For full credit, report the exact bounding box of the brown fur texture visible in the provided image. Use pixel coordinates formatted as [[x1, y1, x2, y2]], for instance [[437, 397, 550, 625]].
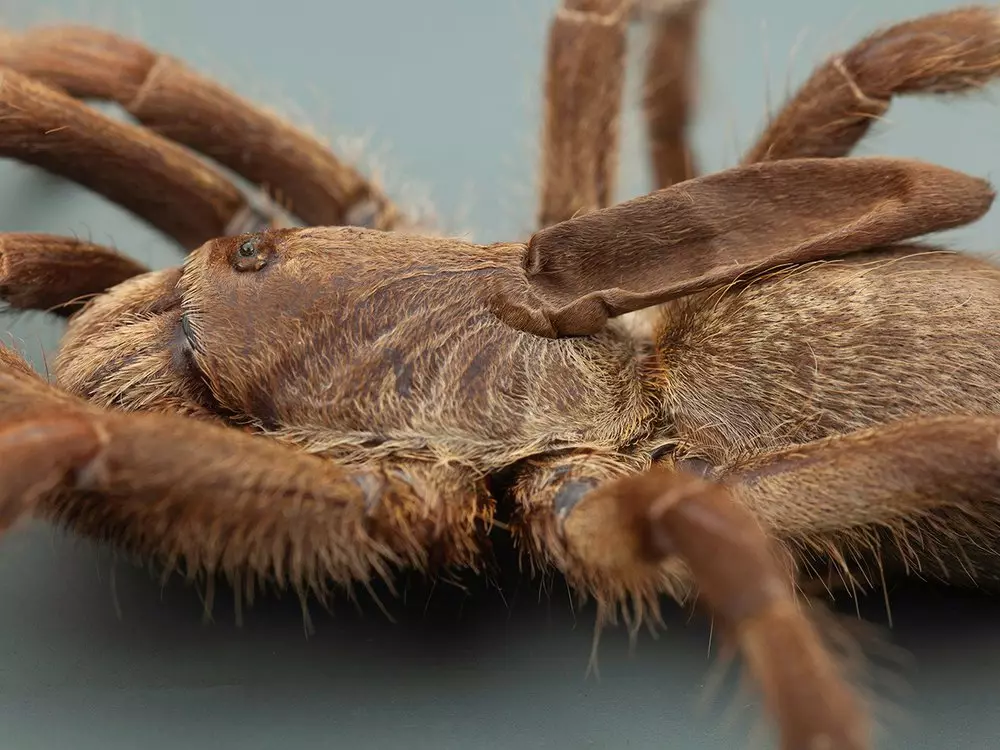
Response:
[[0, 352, 488, 595], [538, 0, 630, 226], [0, 233, 148, 315], [0, 26, 402, 231], [660, 247, 1000, 464], [639, 0, 703, 187], [743, 5, 1000, 162], [513, 158, 993, 336], [4, 5, 1000, 749]]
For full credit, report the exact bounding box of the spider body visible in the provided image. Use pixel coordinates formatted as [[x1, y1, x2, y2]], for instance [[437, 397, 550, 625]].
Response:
[[4, 4, 1000, 749], [57, 230, 1000, 479], [58, 228, 655, 466]]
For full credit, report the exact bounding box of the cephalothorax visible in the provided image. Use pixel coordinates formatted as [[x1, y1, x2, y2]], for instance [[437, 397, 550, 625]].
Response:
[[3, 4, 1000, 749]]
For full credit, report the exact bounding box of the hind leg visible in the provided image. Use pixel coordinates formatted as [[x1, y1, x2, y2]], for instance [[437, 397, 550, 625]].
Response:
[[637, 0, 705, 188], [721, 415, 1000, 591]]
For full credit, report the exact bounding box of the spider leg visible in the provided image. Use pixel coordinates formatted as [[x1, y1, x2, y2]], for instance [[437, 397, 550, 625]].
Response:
[[742, 6, 1000, 163], [636, 0, 704, 188], [0, 26, 404, 231], [0, 345, 84, 531], [0, 67, 271, 249], [0, 345, 490, 599], [537, 0, 630, 228], [722, 415, 1000, 585], [0, 233, 148, 316], [0, 415, 98, 534], [512, 451, 649, 603], [512, 451, 867, 750]]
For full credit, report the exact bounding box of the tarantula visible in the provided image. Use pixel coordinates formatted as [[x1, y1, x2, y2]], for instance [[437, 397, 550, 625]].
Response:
[[2, 2, 1000, 748]]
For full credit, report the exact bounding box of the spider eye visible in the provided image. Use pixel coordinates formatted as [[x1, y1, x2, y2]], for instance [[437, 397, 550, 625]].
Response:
[[231, 235, 269, 272]]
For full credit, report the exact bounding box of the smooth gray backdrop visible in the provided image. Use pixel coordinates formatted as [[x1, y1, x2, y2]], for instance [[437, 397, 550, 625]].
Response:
[[1, 1, 999, 748]]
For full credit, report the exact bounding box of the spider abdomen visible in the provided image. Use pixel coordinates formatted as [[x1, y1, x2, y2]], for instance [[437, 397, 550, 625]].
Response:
[[656, 246, 1000, 466]]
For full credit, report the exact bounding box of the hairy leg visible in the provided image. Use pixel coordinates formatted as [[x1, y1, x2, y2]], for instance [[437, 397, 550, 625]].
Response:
[[512, 450, 867, 750], [0, 345, 490, 598], [512, 451, 653, 609], [0, 68, 276, 248], [537, 0, 631, 228], [743, 6, 1000, 163], [637, 0, 704, 187], [721, 415, 1000, 586], [0, 26, 404, 231], [0, 233, 148, 315]]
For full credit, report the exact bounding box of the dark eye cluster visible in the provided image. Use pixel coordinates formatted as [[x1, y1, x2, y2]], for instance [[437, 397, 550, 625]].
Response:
[[232, 235, 269, 273], [238, 238, 257, 258]]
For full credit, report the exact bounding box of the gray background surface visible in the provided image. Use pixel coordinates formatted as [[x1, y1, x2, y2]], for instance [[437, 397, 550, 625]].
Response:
[[1, 1, 999, 748]]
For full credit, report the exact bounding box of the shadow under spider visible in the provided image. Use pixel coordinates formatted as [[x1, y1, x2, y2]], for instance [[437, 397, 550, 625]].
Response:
[[72, 519, 1000, 666], [3, 521, 1000, 750]]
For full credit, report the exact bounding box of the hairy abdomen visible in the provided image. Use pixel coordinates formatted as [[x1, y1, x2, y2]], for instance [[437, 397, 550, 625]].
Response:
[[657, 247, 1000, 465]]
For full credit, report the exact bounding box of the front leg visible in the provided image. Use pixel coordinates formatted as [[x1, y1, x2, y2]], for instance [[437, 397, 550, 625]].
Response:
[[0, 26, 403, 230], [0, 233, 148, 316], [0, 345, 490, 597]]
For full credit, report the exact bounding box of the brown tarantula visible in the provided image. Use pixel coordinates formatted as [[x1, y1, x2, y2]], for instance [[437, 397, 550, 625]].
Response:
[[3, 2, 1000, 748]]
